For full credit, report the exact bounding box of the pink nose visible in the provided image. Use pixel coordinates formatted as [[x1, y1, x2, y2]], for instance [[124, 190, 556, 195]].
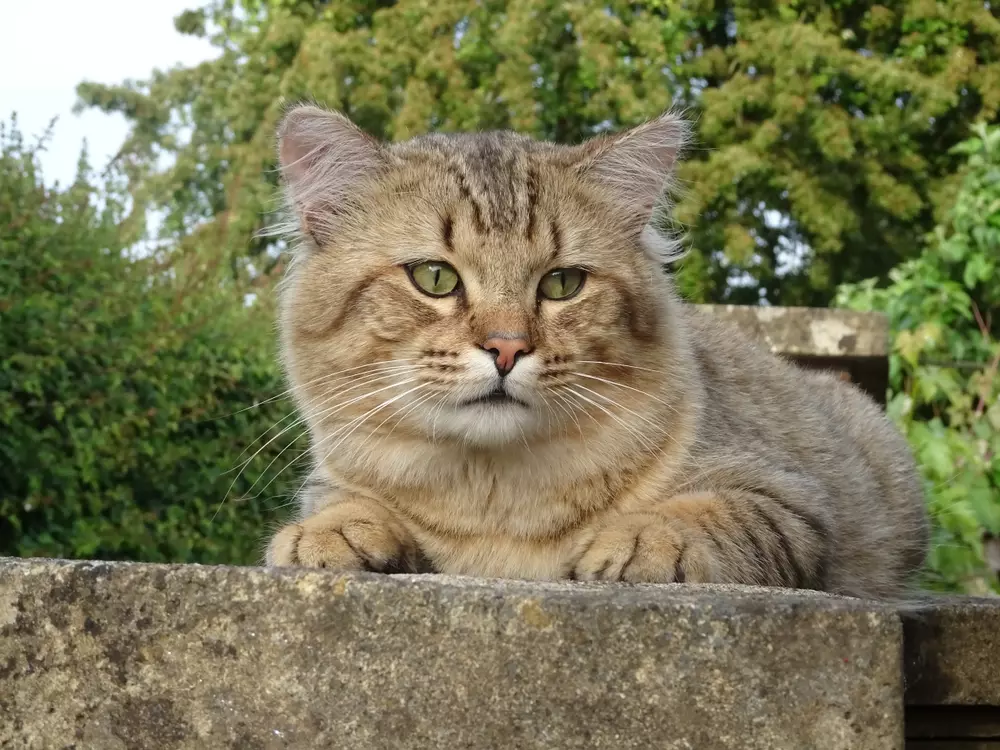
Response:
[[482, 335, 532, 376]]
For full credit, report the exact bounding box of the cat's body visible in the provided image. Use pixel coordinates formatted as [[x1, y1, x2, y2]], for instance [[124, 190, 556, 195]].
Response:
[[266, 106, 928, 599]]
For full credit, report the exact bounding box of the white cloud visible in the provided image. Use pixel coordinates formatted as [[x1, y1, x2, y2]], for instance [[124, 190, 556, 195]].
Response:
[[0, 0, 214, 186]]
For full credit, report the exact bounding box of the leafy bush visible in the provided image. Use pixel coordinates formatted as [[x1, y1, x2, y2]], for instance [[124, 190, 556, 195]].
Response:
[[0, 119, 300, 564], [838, 123, 1000, 596]]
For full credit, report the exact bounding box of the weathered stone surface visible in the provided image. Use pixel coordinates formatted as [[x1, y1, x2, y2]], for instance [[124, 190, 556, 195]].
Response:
[[698, 304, 888, 358], [901, 596, 1000, 706], [0, 558, 903, 750], [698, 304, 890, 402]]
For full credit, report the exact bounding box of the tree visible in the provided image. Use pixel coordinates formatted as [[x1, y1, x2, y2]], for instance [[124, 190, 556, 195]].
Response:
[[838, 122, 1000, 595], [0, 118, 300, 564], [78, 0, 1000, 305]]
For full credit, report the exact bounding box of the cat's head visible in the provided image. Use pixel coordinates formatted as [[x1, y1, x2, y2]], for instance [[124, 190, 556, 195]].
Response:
[[275, 105, 688, 448]]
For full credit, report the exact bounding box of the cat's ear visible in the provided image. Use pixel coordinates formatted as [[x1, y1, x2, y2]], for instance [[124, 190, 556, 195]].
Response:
[[277, 105, 384, 247], [572, 113, 688, 261]]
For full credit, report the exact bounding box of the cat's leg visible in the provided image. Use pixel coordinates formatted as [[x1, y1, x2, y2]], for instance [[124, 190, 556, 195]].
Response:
[[267, 496, 422, 573], [571, 490, 829, 589]]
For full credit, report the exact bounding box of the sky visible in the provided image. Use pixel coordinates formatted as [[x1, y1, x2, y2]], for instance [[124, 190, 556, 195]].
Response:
[[0, 0, 215, 186]]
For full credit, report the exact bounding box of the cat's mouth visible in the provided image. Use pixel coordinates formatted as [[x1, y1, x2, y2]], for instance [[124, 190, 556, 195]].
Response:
[[462, 386, 527, 408]]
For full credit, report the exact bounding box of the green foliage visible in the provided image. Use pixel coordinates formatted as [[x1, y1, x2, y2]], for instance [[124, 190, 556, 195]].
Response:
[[77, 0, 1000, 305], [838, 123, 1000, 596], [0, 119, 299, 564]]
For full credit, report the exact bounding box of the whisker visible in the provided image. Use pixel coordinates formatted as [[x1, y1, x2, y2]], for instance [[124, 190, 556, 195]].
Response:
[[568, 382, 671, 438], [536, 393, 560, 441], [224, 368, 418, 481], [552, 391, 596, 440], [429, 391, 451, 442], [219, 376, 418, 515], [577, 360, 666, 374], [253, 377, 420, 489], [357, 389, 437, 452], [549, 390, 585, 438], [517, 420, 531, 452], [383, 391, 438, 441], [556, 388, 601, 430], [211, 359, 419, 422], [570, 371, 680, 416], [560, 386, 660, 453], [283, 383, 431, 497], [229, 363, 419, 465]]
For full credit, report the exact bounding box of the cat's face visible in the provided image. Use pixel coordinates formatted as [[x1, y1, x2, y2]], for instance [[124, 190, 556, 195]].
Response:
[[277, 109, 686, 448]]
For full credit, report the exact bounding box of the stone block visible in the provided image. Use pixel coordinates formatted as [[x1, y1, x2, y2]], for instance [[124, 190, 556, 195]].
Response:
[[0, 558, 904, 750], [902, 595, 1000, 706], [698, 304, 890, 402]]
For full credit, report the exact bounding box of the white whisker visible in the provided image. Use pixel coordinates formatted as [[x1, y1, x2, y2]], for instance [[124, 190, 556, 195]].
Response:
[[356, 389, 437, 453], [218, 359, 418, 422], [549, 390, 585, 438], [561, 386, 659, 453], [229, 362, 419, 465], [568, 382, 669, 437], [577, 360, 666, 374], [429, 392, 450, 443], [292, 383, 432, 491], [557, 388, 601, 430], [224, 367, 418, 485], [226, 376, 418, 507], [253, 383, 430, 500], [570, 371, 680, 416]]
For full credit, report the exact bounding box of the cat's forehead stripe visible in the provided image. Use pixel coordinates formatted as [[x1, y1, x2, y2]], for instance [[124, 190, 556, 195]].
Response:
[[443, 162, 487, 235], [401, 132, 541, 238]]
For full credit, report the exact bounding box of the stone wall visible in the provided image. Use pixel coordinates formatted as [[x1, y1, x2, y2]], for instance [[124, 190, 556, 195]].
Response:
[[699, 304, 890, 403], [1, 559, 997, 749]]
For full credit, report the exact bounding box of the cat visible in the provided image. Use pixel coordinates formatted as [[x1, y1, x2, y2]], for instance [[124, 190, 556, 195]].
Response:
[[264, 104, 928, 599]]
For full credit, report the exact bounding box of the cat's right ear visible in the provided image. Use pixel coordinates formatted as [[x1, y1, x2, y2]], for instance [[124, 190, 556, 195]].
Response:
[[277, 105, 384, 247]]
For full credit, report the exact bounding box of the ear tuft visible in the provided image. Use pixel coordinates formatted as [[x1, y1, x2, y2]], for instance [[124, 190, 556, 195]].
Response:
[[574, 113, 689, 258], [276, 105, 383, 247]]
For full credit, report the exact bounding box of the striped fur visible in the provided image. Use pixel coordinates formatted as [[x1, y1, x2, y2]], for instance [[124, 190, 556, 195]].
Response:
[[265, 105, 928, 599]]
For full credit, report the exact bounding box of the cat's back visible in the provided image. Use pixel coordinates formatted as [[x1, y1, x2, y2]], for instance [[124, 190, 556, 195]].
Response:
[[680, 303, 901, 458], [676, 304, 928, 589]]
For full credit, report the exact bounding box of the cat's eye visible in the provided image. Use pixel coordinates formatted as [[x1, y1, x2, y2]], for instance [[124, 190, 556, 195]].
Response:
[[408, 261, 461, 297], [538, 268, 586, 300]]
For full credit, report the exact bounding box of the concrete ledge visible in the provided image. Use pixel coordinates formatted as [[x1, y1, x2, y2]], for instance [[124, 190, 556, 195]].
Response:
[[698, 305, 888, 359], [0, 558, 904, 750], [901, 597, 1000, 748], [698, 304, 890, 402], [902, 596, 1000, 706]]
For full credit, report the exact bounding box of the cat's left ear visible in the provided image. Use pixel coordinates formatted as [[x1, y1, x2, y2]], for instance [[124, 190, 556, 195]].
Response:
[[572, 113, 689, 260], [277, 104, 385, 248]]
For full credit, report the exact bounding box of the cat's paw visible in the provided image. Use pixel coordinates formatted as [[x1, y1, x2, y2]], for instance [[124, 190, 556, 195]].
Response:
[[572, 511, 719, 583], [266, 500, 419, 573]]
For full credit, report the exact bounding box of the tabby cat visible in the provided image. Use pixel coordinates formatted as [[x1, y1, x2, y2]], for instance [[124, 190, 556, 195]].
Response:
[[264, 104, 928, 599]]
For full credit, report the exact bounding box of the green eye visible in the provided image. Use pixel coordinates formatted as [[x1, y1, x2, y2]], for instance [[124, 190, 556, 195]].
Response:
[[408, 261, 461, 297], [538, 268, 586, 300]]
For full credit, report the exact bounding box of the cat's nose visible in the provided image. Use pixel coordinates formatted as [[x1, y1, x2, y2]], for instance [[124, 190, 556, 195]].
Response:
[[481, 335, 533, 376]]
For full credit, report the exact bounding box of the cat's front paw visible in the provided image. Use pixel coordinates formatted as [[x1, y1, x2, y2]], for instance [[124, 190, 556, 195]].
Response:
[[266, 499, 419, 573], [572, 511, 719, 583]]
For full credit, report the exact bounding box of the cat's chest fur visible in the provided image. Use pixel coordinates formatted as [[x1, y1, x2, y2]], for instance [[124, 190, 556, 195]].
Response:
[[323, 436, 659, 578]]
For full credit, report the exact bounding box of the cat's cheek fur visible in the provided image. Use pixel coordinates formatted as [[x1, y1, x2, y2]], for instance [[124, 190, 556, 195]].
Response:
[[546, 270, 665, 359]]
